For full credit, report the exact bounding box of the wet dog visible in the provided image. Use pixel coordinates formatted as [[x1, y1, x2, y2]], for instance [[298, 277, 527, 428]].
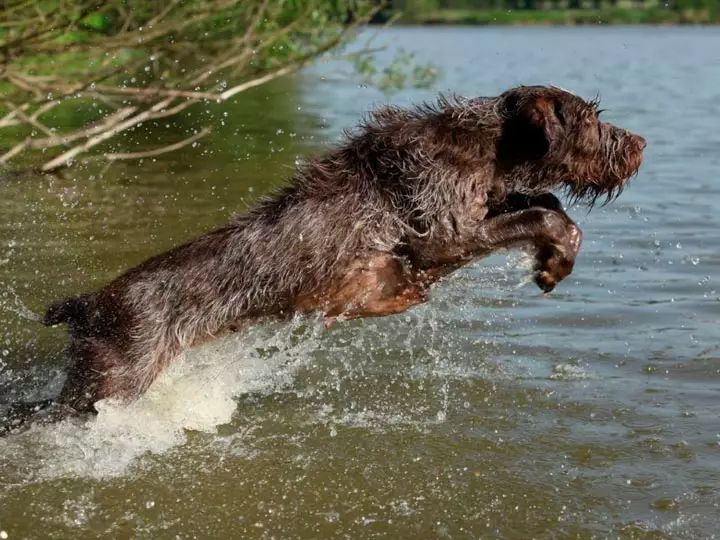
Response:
[[2, 85, 645, 434]]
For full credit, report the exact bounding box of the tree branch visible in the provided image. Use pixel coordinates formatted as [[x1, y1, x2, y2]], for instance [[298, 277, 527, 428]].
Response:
[[83, 127, 211, 163], [5, 101, 54, 136], [40, 97, 175, 171], [1, 0, 435, 172]]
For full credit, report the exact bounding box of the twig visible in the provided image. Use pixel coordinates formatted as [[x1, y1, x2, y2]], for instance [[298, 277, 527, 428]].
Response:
[[0, 102, 31, 128], [6, 102, 54, 136], [1, 1, 107, 53], [218, 62, 300, 101], [240, 0, 272, 46], [0, 138, 30, 164], [51, 84, 221, 101], [188, 49, 253, 87], [41, 97, 175, 171], [83, 127, 211, 162], [26, 106, 138, 149], [146, 0, 184, 29], [6, 73, 44, 98]]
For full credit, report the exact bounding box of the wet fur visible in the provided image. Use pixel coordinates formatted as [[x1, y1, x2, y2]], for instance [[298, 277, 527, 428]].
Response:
[[2, 85, 645, 434]]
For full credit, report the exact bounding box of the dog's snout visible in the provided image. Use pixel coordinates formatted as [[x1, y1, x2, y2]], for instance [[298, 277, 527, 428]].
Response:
[[632, 134, 647, 151]]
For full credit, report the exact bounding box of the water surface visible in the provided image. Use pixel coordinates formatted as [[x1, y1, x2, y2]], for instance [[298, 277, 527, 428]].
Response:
[[1, 26, 719, 539]]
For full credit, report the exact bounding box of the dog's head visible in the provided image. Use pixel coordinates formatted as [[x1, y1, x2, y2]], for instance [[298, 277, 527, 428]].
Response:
[[496, 85, 646, 205]]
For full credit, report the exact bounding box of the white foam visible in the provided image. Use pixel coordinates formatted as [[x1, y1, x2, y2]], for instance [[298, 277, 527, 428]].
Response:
[[1, 319, 322, 481]]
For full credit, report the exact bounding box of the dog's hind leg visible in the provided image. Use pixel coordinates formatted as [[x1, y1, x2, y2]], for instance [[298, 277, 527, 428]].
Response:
[[53, 338, 135, 415]]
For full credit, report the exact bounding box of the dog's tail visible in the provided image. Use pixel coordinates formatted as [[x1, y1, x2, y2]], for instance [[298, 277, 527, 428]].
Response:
[[43, 294, 89, 326]]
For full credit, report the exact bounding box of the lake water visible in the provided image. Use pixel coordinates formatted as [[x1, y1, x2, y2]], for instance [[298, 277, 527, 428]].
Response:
[[1, 26, 719, 539]]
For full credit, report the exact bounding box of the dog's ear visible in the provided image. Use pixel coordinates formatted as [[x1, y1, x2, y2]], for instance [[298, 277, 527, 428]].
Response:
[[498, 92, 564, 163]]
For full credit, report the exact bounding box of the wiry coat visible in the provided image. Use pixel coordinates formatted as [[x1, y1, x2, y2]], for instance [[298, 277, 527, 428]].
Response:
[[13, 85, 646, 428]]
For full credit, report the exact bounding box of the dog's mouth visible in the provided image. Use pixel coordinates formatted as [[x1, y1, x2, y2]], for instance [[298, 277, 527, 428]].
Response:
[[564, 133, 646, 209]]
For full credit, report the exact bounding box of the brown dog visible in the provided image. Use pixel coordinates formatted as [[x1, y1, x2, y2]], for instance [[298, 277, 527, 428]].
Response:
[[2, 85, 645, 433]]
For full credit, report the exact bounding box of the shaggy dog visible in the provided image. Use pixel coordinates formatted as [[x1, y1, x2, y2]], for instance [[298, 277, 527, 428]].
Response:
[[2, 85, 646, 433]]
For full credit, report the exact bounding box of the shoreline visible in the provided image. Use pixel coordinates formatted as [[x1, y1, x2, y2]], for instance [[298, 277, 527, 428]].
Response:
[[371, 8, 720, 26]]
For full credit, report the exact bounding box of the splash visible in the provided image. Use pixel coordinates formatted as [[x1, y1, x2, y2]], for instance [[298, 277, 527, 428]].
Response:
[[0, 284, 42, 323], [0, 319, 323, 481], [0, 252, 536, 484]]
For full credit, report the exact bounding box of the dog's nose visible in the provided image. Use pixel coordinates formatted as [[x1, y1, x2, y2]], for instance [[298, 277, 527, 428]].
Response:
[[632, 134, 647, 151]]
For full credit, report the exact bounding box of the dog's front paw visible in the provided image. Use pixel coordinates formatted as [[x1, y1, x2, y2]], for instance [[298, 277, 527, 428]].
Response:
[[532, 244, 576, 294], [533, 268, 559, 293], [533, 217, 583, 294]]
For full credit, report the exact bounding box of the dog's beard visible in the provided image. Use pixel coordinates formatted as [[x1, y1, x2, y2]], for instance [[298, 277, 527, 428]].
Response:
[[562, 149, 642, 209], [561, 174, 634, 209]]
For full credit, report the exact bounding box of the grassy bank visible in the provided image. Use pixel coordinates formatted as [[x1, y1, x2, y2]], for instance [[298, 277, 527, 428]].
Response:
[[396, 7, 719, 25]]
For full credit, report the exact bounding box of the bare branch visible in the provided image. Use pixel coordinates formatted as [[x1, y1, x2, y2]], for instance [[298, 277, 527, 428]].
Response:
[[6, 73, 45, 98], [188, 49, 253, 87], [5, 102, 54, 136], [218, 62, 301, 101], [0, 105, 139, 163], [1, 1, 108, 54], [240, 0, 272, 46], [0, 138, 30, 164], [0, 103, 31, 128], [48, 84, 221, 101], [41, 98, 175, 171], [28, 106, 138, 149], [146, 0, 184, 29], [83, 127, 211, 163]]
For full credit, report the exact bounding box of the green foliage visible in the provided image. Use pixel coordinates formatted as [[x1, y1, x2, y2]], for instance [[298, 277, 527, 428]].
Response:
[[353, 49, 439, 92], [0, 0, 441, 170]]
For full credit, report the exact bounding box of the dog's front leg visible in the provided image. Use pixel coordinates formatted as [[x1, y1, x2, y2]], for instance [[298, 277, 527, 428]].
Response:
[[414, 206, 582, 293], [478, 206, 582, 292], [487, 193, 583, 292]]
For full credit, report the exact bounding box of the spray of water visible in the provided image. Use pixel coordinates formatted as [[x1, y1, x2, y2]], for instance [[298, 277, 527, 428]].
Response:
[[0, 319, 324, 481], [0, 253, 534, 483]]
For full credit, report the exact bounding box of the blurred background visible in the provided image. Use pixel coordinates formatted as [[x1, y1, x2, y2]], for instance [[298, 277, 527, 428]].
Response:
[[1, 2, 719, 539], [385, 0, 719, 24]]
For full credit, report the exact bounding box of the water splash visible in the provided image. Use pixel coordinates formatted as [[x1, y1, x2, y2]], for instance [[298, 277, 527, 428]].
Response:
[[0, 254, 535, 484], [0, 319, 323, 481], [0, 284, 42, 323]]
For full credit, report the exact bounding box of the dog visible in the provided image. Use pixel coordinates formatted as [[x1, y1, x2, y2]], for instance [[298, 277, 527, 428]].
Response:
[[1, 85, 645, 434]]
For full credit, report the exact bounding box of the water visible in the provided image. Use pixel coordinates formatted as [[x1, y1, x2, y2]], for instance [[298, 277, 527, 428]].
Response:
[[1, 26, 719, 539]]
